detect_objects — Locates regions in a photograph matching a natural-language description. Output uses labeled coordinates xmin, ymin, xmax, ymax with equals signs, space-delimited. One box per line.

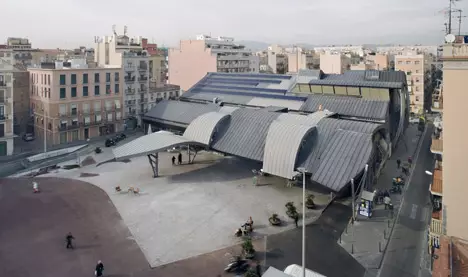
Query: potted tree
xmin=285 ymin=202 xmax=298 ymax=218
xmin=306 ymin=194 xmax=316 ymax=209
xmin=269 ymin=213 xmax=281 ymax=226
xmin=242 ymin=237 xmax=256 ymax=259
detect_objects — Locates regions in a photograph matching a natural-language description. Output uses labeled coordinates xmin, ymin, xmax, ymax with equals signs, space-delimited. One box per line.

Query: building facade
xmin=28 ymin=60 xmax=124 ymax=146
xmin=319 ymin=53 xmax=351 ymax=74
xmin=0 ymin=50 xmax=15 ymax=155
xmin=168 ymin=35 xmax=260 ymax=91
xmin=12 ymin=71 xmax=31 ymax=134
xmin=95 ymin=28 xmax=151 ymax=126
xmin=395 ymin=54 xmax=432 ymax=114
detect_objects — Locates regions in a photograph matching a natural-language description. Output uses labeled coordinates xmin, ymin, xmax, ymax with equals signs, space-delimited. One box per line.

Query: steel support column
xmin=147 ymin=153 xmax=159 ymax=178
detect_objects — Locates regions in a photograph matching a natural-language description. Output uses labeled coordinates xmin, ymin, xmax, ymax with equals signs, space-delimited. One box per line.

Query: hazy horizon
xmin=1 ymin=0 xmax=464 ymax=49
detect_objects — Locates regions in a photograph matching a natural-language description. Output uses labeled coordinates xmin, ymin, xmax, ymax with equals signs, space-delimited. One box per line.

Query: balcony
xmin=58 ymin=123 xmax=81 ymax=131
xmin=125 ymin=88 xmax=136 ymax=95
xmin=430 ymin=169 xmax=443 ymax=197
xmin=0 ymin=114 xmax=7 ymax=121
xmin=82 ymin=110 xmax=91 ymax=115
xmin=0 ymin=81 xmax=6 ymax=87
xmin=443 ymin=44 xmax=468 ymax=61
xmin=431 ymin=138 xmax=443 ymax=155
xmin=430 ymin=218 xmax=444 ymax=235
xmin=138 ymin=76 xmax=148 ymax=82
xmin=125 ymin=66 xmax=135 ymax=72
xmin=138 ymin=66 xmax=148 ymax=71
xmin=124 ymin=76 xmax=136 ymax=83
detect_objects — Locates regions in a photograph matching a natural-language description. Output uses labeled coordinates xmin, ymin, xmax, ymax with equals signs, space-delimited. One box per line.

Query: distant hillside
xmin=237 ymin=40 xmax=270 ymax=51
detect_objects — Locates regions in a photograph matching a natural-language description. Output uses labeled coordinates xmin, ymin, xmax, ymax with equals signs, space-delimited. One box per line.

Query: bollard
xmin=384 ymin=229 xmax=387 ymax=239
xmin=379 ymin=241 xmax=382 ymax=252
xmin=351 ymin=243 xmax=354 ymax=254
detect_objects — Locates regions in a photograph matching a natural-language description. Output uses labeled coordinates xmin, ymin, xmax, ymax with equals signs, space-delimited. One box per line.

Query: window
xmin=59 ymin=104 xmax=67 ymax=116
xmin=398 ymin=61 xmax=402 ymax=65
xmin=95 ymin=114 xmax=102 ymax=123
xmin=106 ymin=85 xmax=111 ymax=94
xmin=106 ymin=73 xmax=111 ymax=82
xmin=48 ymin=88 xmax=51 ymax=98
xmin=94 ymin=101 xmax=101 ymax=112
xmin=71 ymin=74 xmax=77 ymax=85
xmin=84 ymin=116 xmax=90 ymax=125
xmin=415 ymin=61 xmax=420 ymax=65
xmin=415 ymin=78 xmax=420 ymax=83
xmin=60 ymin=132 xmax=67 ymax=144
xmin=415 ymin=96 xmax=420 ymax=102
xmin=83 ymin=103 xmax=90 ymax=114
xmin=83 ymin=86 xmax=88 ymax=97
xmin=406 ymin=61 xmax=411 ymax=64
xmin=105 ymin=100 xmax=113 ymax=111
xmin=107 ymin=113 xmax=113 ymax=121
xmin=94 ymin=85 xmax=100 ymax=96
xmin=60 ymin=88 xmax=66 ymax=99
xmin=83 ymin=73 xmax=88 ymax=84
xmin=114 ymin=84 xmax=120 ymax=94
xmin=70 ymin=103 xmax=77 ymax=116
xmin=114 ymin=72 xmax=120 ymax=82
xmin=415 ymin=86 xmax=420 ymax=92
xmin=415 ymin=70 xmax=420 ymax=73
xmin=116 ymin=111 xmax=121 ymax=120
xmin=71 ymin=87 xmax=77 ymax=98
xmin=114 ymin=100 xmax=121 ymax=109
xmin=71 ymin=130 xmax=79 ymax=141
xmin=94 ymin=73 xmax=100 ymax=83
xmin=48 ymin=75 xmax=51 ymax=85
xmin=60 ymin=74 xmax=66 ymax=85
xmin=0 ymin=106 xmax=4 ymax=116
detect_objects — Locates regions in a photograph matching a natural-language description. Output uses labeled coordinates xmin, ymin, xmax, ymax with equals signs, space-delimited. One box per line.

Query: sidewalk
xmin=338 ymin=124 xmax=423 ymax=270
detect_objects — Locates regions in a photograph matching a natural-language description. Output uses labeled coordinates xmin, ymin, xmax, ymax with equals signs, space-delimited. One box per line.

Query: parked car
xmin=105 ymin=138 xmax=116 ymax=147
xmin=113 ymin=133 xmax=127 ymax=142
xmin=22 ymin=133 xmax=35 ymax=142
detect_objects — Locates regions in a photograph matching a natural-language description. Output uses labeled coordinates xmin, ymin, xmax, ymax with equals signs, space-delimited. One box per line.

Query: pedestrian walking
xmin=178 ymin=152 xmax=182 ymax=165
xmin=95 ymin=260 xmax=104 ymax=277
xmin=384 ymin=196 xmax=391 ymax=210
xmin=171 ymin=156 xmax=176 ymax=165
xmin=408 ymin=156 xmax=413 ymax=167
xmin=294 ymin=214 xmax=299 ymax=228
xmin=396 ymin=159 xmax=401 ymax=169
xmin=65 ymin=232 xmax=75 ymax=249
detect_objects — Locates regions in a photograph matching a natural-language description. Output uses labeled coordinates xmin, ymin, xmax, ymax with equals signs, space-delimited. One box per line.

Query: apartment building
xmin=12 ymin=71 xmax=31 ymax=134
xmin=319 ymin=53 xmax=351 ymax=74
xmin=28 ymin=59 xmax=124 ymax=146
xmin=377 ymin=45 xmax=438 ymax=56
xmin=168 ymin=34 xmax=260 ymax=91
xmin=395 ymin=54 xmax=432 ymax=114
xmin=288 ymin=50 xmax=319 ymax=73
xmin=314 ymin=45 xmax=365 ymax=57
xmin=0 ymin=50 xmax=15 ymax=155
xmin=95 ymin=27 xmax=151 ymax=127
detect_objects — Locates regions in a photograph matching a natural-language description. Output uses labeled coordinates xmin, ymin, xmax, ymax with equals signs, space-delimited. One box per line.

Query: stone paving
xmin=27 ymin=149 xmax=331 ymax=268
xmin=338 ymin=124 xmax=424 ymax=271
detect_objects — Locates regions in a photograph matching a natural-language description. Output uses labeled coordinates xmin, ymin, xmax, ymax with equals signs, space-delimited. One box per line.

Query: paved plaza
xmin=30 ymin=148 xmax=330 ymax=268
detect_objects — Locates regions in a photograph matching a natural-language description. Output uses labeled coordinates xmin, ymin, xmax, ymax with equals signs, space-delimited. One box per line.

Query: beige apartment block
xmin=169 ymin=34 xmax=260 ymax=91
xmin=437 ymin=43 xmax=468 ymax=241
xmin=319 ymin=53 xmax=351 ymax=74
xmin=0 ymin=50 xmax=15 ymax=155
xmin=395 ymin=54 xmax=432 ymax=114
xmin=366 ymin=53 xmax=389 ymax=70
xmin=28 ymin=60 xmax=124 ymax=146
xmin=149 ymin=55 xmax=166 ymax=85
xmin=288 ymin=51 xmax=318 ymax=73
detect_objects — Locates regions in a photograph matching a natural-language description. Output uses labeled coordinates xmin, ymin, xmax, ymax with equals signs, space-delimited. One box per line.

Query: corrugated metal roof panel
xmin=299 ymin=95 xmax=389 ymax=120
xmin=263 ymin=121 xmax=316 ymax=179
xmin=183 ymin=112 xmax=230 ymax=145
xmin=181 ymin=92 xmax=254 ymax=104
xmin=313 ymin=130 xmax=374 ymax=191
xmin=219 ymin=106 xmax=240 ymax=114
xmin=211 ymin=109 xmax=280 ymax=161
xmin=144 ymin=100 xmax=220 ymax=125
xmin=247 ymin=98 xmax=304 ymax=110
xmin=113 ymin=133 xmax=202 ymax=160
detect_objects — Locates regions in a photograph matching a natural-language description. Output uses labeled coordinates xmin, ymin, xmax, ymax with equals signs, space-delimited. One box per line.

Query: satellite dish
xmin=445 ymin=34 xmax=456 ymax=43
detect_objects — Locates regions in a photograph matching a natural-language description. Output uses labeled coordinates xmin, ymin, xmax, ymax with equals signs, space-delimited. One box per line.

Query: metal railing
xmin=430 ymin=218 xmax=444 ymax=235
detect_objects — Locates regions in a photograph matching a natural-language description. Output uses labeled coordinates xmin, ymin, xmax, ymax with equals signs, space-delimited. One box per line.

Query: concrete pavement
xmin=377 ymin=124 xmax=434 ymax=277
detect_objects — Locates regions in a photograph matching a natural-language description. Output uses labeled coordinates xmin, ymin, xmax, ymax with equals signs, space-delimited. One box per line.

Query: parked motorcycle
xmin=95 ymin=147 xmax=102 ymax=154
xmin=224 ymin=256 xmax=249 ymax=273
xmin=105 ymin=138 xmax=116 ymax=147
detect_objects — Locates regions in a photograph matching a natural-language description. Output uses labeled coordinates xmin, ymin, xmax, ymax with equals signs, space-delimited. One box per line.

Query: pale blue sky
xmin=0 ymin=0 xmax=464 ymax=48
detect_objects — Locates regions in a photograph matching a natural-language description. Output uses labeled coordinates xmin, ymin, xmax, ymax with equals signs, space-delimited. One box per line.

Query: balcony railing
xmin=138 ymin=66 xmax=148 ymax=71
xmin=0 ymin=114 xmax=7 ymax=121
xmin=124 ymin=77 xmax=136 ymax=83
xmin=125 ymin=88 xmax=136 ymax=95
xmin=138 ymin=77 xmax=148 ymax=82
xmin=125 ymin=66 xmax=135 ymax=72
xmin=58 ymin=123 xmax=81 ymax=131
xmin=430 ymin=218 xmax=444 ymax=235
xmin=0 ymin=81 xmax=7 ymax=87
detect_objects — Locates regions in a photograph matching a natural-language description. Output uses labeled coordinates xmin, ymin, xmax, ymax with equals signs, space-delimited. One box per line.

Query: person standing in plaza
xmin=408 ymin=156 xmax=413 ymax=167
xmin=178 ymin=152 xmax=182 ymax=165
xmin=294 ymin=214 xmax=299 ymax=228
xmin=65 ymin=232 xmax=75 ymax=249
xmin=171 ymin=156 xmax=176 ymax=165
xmin=95 ymin=260 xmax=104 ymax=277
xmin=396 ymin=159 xmax=401 ymax=169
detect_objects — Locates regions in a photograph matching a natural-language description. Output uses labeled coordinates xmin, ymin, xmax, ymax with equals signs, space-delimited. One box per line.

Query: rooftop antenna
xmin=449 ymin=0 xmax=462 ymax=34
xmin=112 ymin=25 xmax=117 ymax=36
xmin=454 ymin=9 xmax=467 ymax=35
xmin=124 ymin=25 xmax=128 ymax=36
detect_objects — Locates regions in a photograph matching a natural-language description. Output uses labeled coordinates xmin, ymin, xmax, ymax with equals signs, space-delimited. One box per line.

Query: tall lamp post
xmin=296 ymin=167 xmax=307 ymax=277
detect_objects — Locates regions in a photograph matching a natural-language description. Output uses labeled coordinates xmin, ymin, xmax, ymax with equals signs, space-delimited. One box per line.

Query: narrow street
xmin=377 ymin=124 xmax=434 ymax=277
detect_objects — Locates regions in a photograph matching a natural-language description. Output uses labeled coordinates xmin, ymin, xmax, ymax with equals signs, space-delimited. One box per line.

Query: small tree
xmin=242 ymin=237 xmax=255 ymax=254
xmin=245 ymin=268 xmax=260 ymax=277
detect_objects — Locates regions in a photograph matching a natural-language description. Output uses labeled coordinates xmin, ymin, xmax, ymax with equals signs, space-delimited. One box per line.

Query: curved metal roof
xmin=263 ymin=121 xmax=317 ymax=179
xmin=183 ymin=112 xmax=230 ymax=145
xmin=211 ymin=109 xmax=280 ymax=161
xmin=143 ymin=100 xmax=219 ymax=125
xmin=112 ymin=133 xmax=205 ymax=160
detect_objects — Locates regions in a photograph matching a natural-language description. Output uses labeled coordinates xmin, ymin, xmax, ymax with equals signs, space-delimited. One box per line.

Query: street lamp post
xmin=296 ymin=167 xmax=307 ymax=277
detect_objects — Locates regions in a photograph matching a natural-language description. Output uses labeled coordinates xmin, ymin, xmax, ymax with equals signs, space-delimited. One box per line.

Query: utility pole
xmin=455 ymin=9 xmax=467 ymax=35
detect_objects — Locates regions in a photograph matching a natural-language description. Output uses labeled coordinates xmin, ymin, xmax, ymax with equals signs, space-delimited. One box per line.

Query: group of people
xmin=65 ymin=232 xmax=105 ymax=276
xmin=236 ymin=217 xmax=254 ymax=236
xmin=171 ymin=152 xmax=183 ymax=165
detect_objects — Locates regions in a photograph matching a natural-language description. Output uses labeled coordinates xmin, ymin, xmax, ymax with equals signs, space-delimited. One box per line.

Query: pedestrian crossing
xmin=404 ymin=204 xmax=430 ymax=222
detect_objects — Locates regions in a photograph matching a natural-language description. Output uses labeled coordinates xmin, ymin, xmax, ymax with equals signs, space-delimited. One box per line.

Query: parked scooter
xmin=95 ymin=147 xmax=102 ymax=154
xmin=224 ymin=256 xmax=249 ymax=273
